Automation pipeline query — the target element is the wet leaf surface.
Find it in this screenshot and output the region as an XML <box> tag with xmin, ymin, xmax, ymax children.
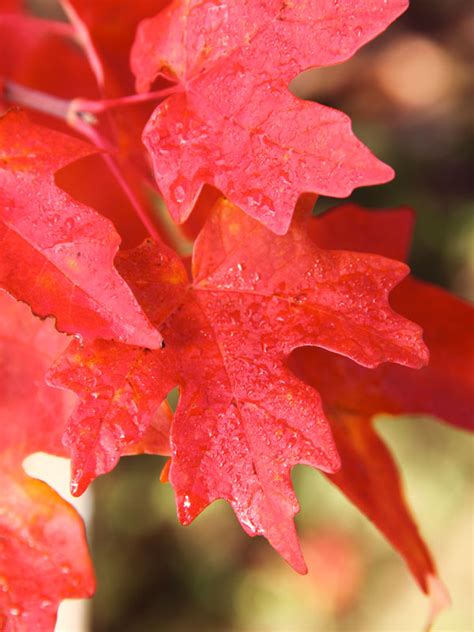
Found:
<box><xmin>49</xmin><ymin>198</ymin><xmax>428</xmax><ymax>572</ymax></box>
<box><xmin>131</xmin><ymin>0</ymin><xmax>407</xmax><ymax>233</ymax></box>
<box><xmin>288</xmin><ymin>204</ymin><xmax>474</xmax><ymax>591</ymax></box>
<box><xmin>0</xmin><ymin>110</ymin><xmax>162</xmax><ymax>348</ymax></box>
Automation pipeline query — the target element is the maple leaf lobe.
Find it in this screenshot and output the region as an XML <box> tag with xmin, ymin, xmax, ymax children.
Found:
<box><xmin>0</xmin><ymin>110</ymin><xmax>162</xmax><ymax>348</ymax></box>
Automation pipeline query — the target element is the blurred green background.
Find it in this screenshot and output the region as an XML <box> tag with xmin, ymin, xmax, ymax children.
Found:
<box><xmin>88</xmin><ymin>2</ymin><xmax>473</xmax><ymax>631</ymax></box>
<box><xmin>24</xmin><ymin>0</ymin><xmax>474</xmax><ymax>630</ymax></box>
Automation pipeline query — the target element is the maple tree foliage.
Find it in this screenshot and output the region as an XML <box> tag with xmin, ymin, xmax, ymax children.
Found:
<box><xmin>0</xmin><ymin>0</ymin><xmax>472</xmax><ymax>629</ymax></box>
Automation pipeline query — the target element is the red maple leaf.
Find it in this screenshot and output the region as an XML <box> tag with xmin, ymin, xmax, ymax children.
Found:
<box><xmin>0</xmin><ymin>290</ymin><xmax>95</xmax><ymax>630</ymax></box>
<box><xmin>285</xmin><ymin>203</ymin><xmax>473</xmax><ymax>600</ymax></box>
<box><xmin>0</xmin><ymin>110</ymin><xmax>161</xmax><ymax>348</ymax></box>
<box><xmin>131</xmin><ymin>0</ymin><xmax>407</xmax><ymax>233</ymax></box>
<box><xmin>49</xmin><ymin>197</ymin><xmax>427</xmax><ymax>572</ymax></box>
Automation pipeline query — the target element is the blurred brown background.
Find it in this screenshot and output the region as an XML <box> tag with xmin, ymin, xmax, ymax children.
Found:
<box><xmin>21</xmin><ymin>0</ymin><xmax>474</xmax><ymax>630</ymax></box>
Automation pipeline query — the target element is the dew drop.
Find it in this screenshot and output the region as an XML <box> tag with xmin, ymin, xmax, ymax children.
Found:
<box><xmin>65</xmin><ymin>217</ymin><xmax>75</xmax><ymax>231</ymax></box>
<box><xmin>172</xmin><ymin>185</ymin><xmax>186</xmax><ymax>204</ymax></box>
<box><xmin>240</xmin><ymin>515</ymin><xmax>257</xmax><ymax>534</ymax></box>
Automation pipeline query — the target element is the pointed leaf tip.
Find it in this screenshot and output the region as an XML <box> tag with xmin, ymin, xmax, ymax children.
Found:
<box><xmin>424</xmin><ymin>574</ymin><xmax>451</xmax><ymax>632</ymax></box>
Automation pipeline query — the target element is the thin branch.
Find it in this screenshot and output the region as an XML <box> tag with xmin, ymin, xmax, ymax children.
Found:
<box><xmin>72</xmin><ymin>86</ymin><xmax>181</xmax><ymax>115</ymax></box>
<box><xmin>2</xmin><ymin>79</ymin><xmax>177</xmax><ymax>244</ymax></box>
<box><xmin>3</xmin><ymin>81</ymin><xmax>71</xmax><ymax>120</ymax></box>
